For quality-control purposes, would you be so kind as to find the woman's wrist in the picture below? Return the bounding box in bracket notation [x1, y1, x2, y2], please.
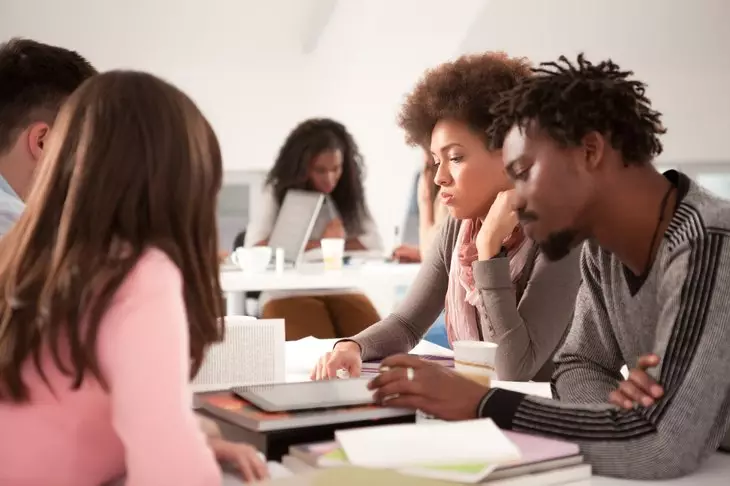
[477, 230, 503, 261]
[335, 340, 362, 355]
[418, 202, 435, 222]
[198, 415, 223, 439]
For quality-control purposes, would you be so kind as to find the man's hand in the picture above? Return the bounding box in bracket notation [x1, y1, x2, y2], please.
[367, 354, 488, 421]
[609, 354, 664, 409]
[208, 438, 269, 482]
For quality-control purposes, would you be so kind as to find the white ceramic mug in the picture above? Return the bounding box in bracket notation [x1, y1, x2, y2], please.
[230, 246, 272, 273]
[452, 340, 498, 386]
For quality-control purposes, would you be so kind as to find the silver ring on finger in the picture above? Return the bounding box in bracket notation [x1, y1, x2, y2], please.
[406, 367, 415, 381]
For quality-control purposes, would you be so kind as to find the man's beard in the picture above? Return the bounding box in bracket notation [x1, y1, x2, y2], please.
[539, 229, 578, 261]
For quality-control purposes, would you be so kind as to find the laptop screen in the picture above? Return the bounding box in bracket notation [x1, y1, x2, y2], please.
[267, 190, 324, 265]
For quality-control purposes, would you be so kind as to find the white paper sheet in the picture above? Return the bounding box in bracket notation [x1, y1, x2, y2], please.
[285, 336, 453, 379]
[336, 418, 521, 469]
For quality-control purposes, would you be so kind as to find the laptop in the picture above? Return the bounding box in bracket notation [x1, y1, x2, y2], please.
[267, 190, 327, 267]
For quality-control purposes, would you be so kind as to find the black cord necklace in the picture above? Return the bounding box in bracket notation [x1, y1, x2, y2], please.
[639, 184, 675, 279]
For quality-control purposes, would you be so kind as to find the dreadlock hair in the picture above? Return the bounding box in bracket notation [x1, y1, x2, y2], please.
[265, 118, 370, 236]
[489, 53, 666, 165]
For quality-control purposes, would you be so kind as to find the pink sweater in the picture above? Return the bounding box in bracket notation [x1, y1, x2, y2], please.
[0, 249, 221, 486]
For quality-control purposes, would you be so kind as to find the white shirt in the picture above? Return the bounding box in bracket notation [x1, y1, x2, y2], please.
[0, 175, 25, 237]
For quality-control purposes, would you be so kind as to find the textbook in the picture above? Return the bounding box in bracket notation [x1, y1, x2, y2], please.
[196, 391, 414, 432]
[361, 355, 454, 376]
[288, 428, 586, 484]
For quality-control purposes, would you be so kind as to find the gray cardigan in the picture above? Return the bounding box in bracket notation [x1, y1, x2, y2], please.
[350, 216, 582, 381]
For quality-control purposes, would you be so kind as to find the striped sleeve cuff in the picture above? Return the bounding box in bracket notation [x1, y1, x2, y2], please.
[476, 388, 527, 430]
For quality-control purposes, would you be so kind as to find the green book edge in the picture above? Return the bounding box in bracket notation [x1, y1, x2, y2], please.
[322, 448, 491, 474]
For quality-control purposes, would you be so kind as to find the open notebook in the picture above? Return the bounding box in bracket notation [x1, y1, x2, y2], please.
[191, 317, 285, 392]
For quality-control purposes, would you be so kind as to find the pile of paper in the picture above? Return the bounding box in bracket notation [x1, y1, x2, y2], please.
[334, 419, 521, 483]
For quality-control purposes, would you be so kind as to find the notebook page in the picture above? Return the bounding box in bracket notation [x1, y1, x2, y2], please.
[191, 318, 285, 392]
[336, 419, 520, 469]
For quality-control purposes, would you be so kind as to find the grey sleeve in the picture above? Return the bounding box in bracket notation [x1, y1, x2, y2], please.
[472, 244, 582, 382]
[550, 243, 624, 402]
[349, 219, 454, 361]
[480, 235, 730, 479]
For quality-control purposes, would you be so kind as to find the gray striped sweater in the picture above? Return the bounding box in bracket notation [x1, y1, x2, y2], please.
[479, 171, 730, 479]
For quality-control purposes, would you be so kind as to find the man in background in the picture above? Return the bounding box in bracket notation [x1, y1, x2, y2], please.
[0, 38, 96, 236]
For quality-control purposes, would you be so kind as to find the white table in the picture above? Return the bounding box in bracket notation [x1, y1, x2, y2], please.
[583, 452, 730, 485]
[282, 338, 730, 485]
[222, 262, 421, 315]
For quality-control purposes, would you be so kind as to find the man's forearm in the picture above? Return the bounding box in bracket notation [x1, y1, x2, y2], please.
[480, 388, 716, 480]
[551, 355, 622, 403]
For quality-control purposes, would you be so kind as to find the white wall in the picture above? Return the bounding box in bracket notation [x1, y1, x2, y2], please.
[304, 0, 485, 246]
[0, 0, 318, 172]
[303, 0, 730, 239]
[459, 0, 730, 163]
[2, 0, 729, 240]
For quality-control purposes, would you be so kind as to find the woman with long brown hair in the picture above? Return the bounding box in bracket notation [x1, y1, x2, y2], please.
[0, 71, 226, 485]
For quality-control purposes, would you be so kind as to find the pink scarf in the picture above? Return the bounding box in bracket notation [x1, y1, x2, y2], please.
[444, 219, 534, 345]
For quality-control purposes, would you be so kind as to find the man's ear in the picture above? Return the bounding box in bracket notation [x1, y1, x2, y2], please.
[581, 131, 606, 172]
[26, 122, 50, 163]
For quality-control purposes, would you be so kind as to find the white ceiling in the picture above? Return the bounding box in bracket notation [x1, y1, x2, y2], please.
[460, 0, 730, 72]
[2, 0, 728, 235]
[1, 0, 728, 170]
[0, 0, 326, 68]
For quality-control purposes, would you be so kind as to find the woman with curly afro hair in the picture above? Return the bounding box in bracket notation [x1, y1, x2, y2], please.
[313, 53, 582, 382]
[245, 118, 382, 340]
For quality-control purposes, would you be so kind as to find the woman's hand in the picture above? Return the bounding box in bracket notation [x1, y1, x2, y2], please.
[476, 189, 518, 260]
[609, 354, 664, 409]
[208, 438, 269, 482]
[417, 168, 436, 209]
[311, 341, 363, 380]
[392, 244, 422, 263]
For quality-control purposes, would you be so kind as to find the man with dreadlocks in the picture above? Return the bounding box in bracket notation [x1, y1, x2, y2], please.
[368, 53, 730, 479]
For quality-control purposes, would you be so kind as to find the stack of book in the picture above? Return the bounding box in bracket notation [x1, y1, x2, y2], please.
[196, 391, 415, 433]
[279, 419, 591, 485]
[360, 355, 454, 377]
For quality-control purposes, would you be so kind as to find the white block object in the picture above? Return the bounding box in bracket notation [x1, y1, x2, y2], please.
[336, 418, 521, 469]
[191, 316, 285, 392]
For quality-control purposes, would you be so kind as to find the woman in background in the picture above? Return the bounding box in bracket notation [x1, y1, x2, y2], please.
[0, 71, 266, 485]
[313, 53, 582, 382]
[392, 153, 451, 348]
[392, 152, 449, 263]
[246, 118, 382, 340]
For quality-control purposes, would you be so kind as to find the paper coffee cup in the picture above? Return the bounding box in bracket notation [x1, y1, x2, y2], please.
[452, 340, 498, 386]
[321, 238, 345, 271]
